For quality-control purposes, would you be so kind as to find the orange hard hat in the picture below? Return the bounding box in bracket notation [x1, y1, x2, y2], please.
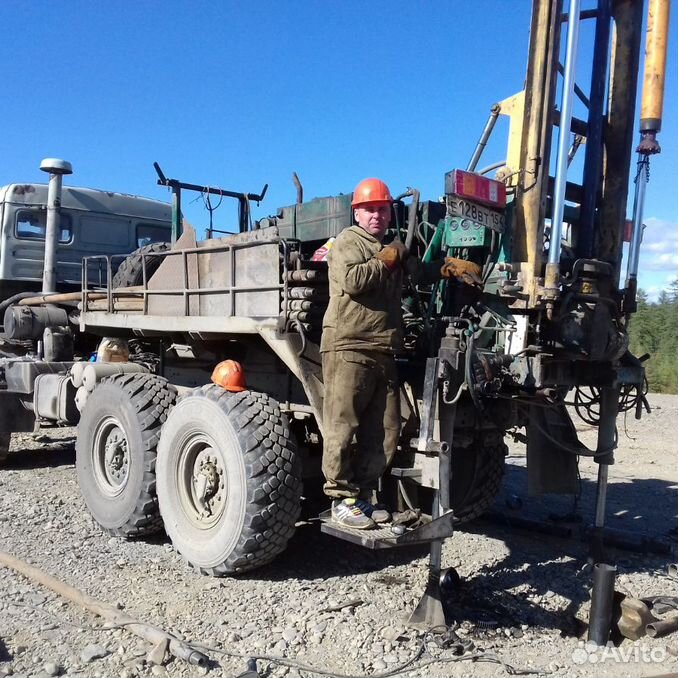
[211, 359, 247, 392]
[351, 178, 392, 207]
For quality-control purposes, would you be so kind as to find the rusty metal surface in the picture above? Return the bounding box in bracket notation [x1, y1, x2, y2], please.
[81, 229, 287, 335]
[147, 226, 199, 315]
[578, 0, 612, 259]
[599, 0, 643, 273]
[512, 0, 563, 306]
[127, 226, 285, 319]
[80, 311, 271, 336]
[640, 0, 670, 131]
[197, 242, 280, 318]
[318, 511, 454, 550]
[198, 225, 279, 248]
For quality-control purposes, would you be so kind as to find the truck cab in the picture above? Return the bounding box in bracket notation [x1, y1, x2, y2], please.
[0, 183, 171, 302]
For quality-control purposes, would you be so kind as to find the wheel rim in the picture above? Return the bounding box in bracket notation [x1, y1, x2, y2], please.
[92, 415, 130, 497]
[176, 433, 228, 530]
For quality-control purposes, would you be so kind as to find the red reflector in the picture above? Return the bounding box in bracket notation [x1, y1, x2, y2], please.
[623, 219, 633, 243]
[447, 169, 506, 208]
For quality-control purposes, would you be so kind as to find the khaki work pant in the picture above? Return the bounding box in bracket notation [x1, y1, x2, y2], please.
[321, 349, 401, 499]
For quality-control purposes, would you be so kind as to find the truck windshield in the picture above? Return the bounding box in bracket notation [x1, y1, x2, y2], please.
[137, 223, 170, 248]
[16, 210, 72, 243]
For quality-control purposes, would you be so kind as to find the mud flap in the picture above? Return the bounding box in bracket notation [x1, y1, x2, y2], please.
[527, 403, 580, 495]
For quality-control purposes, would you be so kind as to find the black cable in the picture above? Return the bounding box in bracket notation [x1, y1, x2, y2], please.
[574, 386, 600, 425]
[4, 598, 546, 676]
[516, 403, 614, 457]
[573, 381, 646, 427]
[189, 633, 545, 678]
[490, 393, 564, 410]
[202, 188, 224, 237]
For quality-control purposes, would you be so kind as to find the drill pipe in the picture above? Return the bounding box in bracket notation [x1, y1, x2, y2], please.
[0, 550, 208, 668]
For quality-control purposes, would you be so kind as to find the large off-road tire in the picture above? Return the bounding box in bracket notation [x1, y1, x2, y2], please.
[157, 385, 302, 576]
[112, 242, 170, 289]
[76, 373, 177, 537]
[450, 440, 507, 524]
[0, 432, 11, 465]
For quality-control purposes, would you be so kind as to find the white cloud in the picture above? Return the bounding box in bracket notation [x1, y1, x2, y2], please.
[645, 252, 678, 271]
[643, 217, 678, 236]
[639, 217, 678, 274]
[645, 241, 677, 253]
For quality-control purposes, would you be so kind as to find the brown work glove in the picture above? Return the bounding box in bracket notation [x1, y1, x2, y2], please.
[375, 241, 409, 271]
[440, 257, 483, 286]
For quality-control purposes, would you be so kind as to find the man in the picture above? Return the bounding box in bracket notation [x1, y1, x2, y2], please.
[320, 178, 403, 529]
[320, 177, 481, 529]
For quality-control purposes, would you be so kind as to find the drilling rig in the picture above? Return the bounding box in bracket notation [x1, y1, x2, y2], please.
[0, 0, 670, 637]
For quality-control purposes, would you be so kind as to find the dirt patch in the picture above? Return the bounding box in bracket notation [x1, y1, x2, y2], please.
[0, 395, 676, 678]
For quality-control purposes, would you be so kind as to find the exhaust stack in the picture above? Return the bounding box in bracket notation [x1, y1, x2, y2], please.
[39, 158, 73, 293]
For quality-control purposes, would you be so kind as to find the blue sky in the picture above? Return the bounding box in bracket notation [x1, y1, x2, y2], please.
[1, 1, 675, 297]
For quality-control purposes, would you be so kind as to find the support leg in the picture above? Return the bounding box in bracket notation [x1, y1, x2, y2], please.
[590, 385, 619, 562]
[409, 355, 456, 631]
[407, 499, 446, 631]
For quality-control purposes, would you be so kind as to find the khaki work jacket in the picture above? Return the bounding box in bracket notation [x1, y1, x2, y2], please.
[320, 226, 404, 354]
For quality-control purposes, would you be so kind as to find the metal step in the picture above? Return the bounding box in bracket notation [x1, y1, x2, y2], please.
[319, 509, 455, 550]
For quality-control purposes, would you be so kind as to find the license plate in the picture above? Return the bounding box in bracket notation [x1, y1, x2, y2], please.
[447, 197, 505, 232]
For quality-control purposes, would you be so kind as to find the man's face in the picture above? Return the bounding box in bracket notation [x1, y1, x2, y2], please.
[354, 203, 392, 241]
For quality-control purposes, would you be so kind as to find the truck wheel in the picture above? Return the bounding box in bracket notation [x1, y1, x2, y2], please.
[76, 373, 177, 537]
[112, 242, 170, 288]
[156, 385, 302, 575]
[0, 432, 10, 465]
[451, 441, 506, 524]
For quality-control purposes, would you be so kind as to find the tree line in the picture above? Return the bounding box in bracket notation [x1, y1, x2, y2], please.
[628, 278, 678, 393]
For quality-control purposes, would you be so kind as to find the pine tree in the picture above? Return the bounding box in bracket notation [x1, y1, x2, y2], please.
[628, 284, 678, 393]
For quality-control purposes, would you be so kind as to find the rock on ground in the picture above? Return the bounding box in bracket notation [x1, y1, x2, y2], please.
[0, 396, 676, 677]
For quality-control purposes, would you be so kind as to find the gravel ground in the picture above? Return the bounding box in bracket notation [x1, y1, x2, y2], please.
[0, 394, 676, 678]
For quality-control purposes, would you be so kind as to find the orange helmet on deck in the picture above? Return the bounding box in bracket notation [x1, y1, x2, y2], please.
[351, 178, 392, 207]
[211, 360, 247, 392]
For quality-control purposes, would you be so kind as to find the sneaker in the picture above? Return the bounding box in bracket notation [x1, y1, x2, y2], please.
[331, 499, 376, 530]
[354, 498, 392, 524]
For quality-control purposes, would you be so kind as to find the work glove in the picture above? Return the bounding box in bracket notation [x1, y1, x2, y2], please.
[440, 257, 483, 286]
[375, 240, 409, 272]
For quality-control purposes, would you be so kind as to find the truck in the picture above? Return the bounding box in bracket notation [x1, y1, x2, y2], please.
[0, 158, 172, 461]
[0, 0, 670, 633]
[0, 159, 172, 304]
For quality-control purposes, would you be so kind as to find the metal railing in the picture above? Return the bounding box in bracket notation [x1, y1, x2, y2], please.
[82, 237, 291, 319]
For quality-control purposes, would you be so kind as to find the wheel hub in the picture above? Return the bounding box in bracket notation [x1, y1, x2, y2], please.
[93, 417, 130, 497]
[105, 433, 126, 474]
[192, 448, 226, 519]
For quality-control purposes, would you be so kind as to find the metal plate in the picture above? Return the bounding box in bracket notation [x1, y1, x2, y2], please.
[443, 216, 489, 248]
[447, 197, 505, 232]
[319, 510, 455, 550]
[320, 520, 401, 549]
